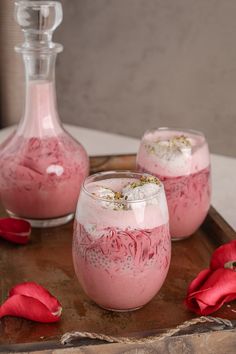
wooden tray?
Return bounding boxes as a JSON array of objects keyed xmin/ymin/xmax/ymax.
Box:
[{"xmin": 0, "ymin": 154, "xmax": 235, "ymax": 353}]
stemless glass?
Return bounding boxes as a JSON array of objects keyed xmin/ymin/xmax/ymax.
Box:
[
  {"xmin": 137, "ymin": 128, "xmax": 211, "ymax": 240},
  {"xmin": 72, "ymin": 171, "xmax": 171, "ymax": 311}
]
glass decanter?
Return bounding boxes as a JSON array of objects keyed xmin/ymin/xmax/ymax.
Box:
[{"xmin": 0, "ymin": 1, "xmax": 89, "ymax": 227}]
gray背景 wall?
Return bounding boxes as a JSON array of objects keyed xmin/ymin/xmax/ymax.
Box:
[{"xmin": 1, "ymin": 0, "xmax": 236, "ymax": 156}]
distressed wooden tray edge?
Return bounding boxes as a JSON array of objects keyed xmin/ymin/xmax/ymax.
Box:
[{"xmin": 1, "ymin": 322, "xmax": 236, "ymax": 353}]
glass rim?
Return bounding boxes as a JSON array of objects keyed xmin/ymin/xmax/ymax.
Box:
[
  {"xmin": 82, "ymin": 170, "xmax": 164, "ymax": 204},
  {"xmin": 15, "ymin": 1, "xmax": 61, "ymax": 7},
  {"xmin": 142, "ymin": 127, "xmax": 206, "ymax": 141}
]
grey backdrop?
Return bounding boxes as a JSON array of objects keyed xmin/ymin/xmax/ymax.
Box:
[{"xmin": 1, "ymin": 0, "xmax": 236, "ymax": 156}]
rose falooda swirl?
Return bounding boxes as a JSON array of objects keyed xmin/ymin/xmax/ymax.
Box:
[{"xmin": 185, "ymin": 240, "xmax": 236, "ymax": 315}]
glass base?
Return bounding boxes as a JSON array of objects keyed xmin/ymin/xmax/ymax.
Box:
[
  {"xmin": 7, "ymin": 210, "xmax": 74, "ymax": 228},
  {"xmin": 100, "ymin": 305, "xmax": 143, "ymax": 312},
  {"xmin": 171, "ymin": 235, "xmax": 191, "ymax": 241}
]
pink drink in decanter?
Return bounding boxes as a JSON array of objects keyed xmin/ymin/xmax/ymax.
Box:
[
  {"xmin": 73, "ymin": 172, "xmax": 171, "ymax": 311},
  {"xmin": 137, "ymin": 128, "xmax": 211, "ymax": 240},
  {"xmin": 0, "ymin": 81, "xmax": 89, "ymax": 227},
  {"xmin": 0, "ymin": 1, "xmax": 89, "ymax": 227}
]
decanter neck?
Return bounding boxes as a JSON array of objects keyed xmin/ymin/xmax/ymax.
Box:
[
  {"xmin": 23, "ymin": 52, "xmax": 57, "ymax": 81},
  {"xmin": 17, "ymin": 53, "xmax": 63, "ymax": 137},
  {"xmin": 15, "ymin": 1, "xmax": 64, "ymax": 138}
]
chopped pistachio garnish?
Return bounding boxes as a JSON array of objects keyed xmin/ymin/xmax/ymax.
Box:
[
  {"xmin": 140, "ymin": 175, "xmax": 160, "ymax": 185},
  {"xmin": 144, "ymin": 144, "xmax": 156, "ymax": 154},
  {"xmin": 113, "ymin": 203, "xmax": 126, "ymax": 211},
  {"xmin": 130, "ymin": 181, "xmax": 139, "ymax": 189},
  {"xmin": 114, "ymin": 191, "xmax": 123, "ymax": 200},
  {"xmin": 145, "ymin": 134, "xmax": 191, "ymax": 155},
  {"xmin": 128, "ymin": 175, "xmax": 160, "ymax": 189},
  {"xmin": 170, "ymin": 135, "xmax": 191, "ymax": 148},
  {"xmin": 105, "ymin": 195, "xmax": 113, "ymax": 200},
  {"xmin": 92, "ymin": 187, "xmax": 115, "ymax": 200}
]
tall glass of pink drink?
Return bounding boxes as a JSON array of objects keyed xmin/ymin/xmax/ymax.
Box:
[
  {"xmin": 137, "ymin": 128, "xmax": 211, "ymax": 240},
  {"xmin": 73, "ymin": 171, "xmax": 171, "ymax": 311}
]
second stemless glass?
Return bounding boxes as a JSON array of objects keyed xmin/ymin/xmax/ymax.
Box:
[
  {"xmin": 73, "ymin": 171, "xmax": 171, "ymax": 311},
  {"xmin": 137, "ymin": 128, "xmax": 211, "ymax": 240}
]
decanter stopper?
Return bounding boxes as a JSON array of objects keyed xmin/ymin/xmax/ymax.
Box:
[{"xmin": 14, "ymin": 0, "xmax": 63, "ymax": 52}]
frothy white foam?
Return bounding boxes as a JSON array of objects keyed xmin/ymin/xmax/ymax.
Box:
[
  {"xmin": 123, "ymin": 182, "xmax": 161, "ymax": 206},
  {"xmin": 138, "ymin": 131, "xmax": 210, "ymax": 177},
  {"xmin": 154, "ymin": 139, "xmax": 191, "ymax": 175},
  {"xmin": 77, "ymin": 178, "xmax": 169, "ymax": 230},
  {"xmin": 153, "ymin": 138, "xmax": 192, "ymax": 159},
  {"xmin": 93, "ymin": 181, "xmax": 162, "ymax": 210}
]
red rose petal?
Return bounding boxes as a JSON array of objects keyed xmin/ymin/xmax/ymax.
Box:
[
  {"xmin": 0, "ymin": 282, "xmax": 62, "ymax": 323},
  {"xmin": 9, "ymin": 282, "xmax": 60, "ymax": 315},
  {"xmin": 210, "ymin": 240, "xmax": 236, "ymax": 270},
  {"xmin": 187, "ymin": 268, "xmax": 212, "ymax": 295},
  {"xmin": 0, "ymin": 295, "xmax": 61, "ymax": 323},
  {"xmin": 185, "ymin": 268, "xmax": 236, "ymax": 315},
  {"xmin": 0, "ymin": 218, "xmax": 31, "ymax": 244}
]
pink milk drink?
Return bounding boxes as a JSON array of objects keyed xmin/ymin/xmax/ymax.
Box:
[
  {"xmin": 137, "ymin": 128, "xmax": 211, "ymax": 240},
  {"xmin": 0, "ymin": 1, "xmax": 89, "ymax": 227},
  {"xmin": 73, "ymin": 171, "xmax": 171, "ymax": 311}
]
